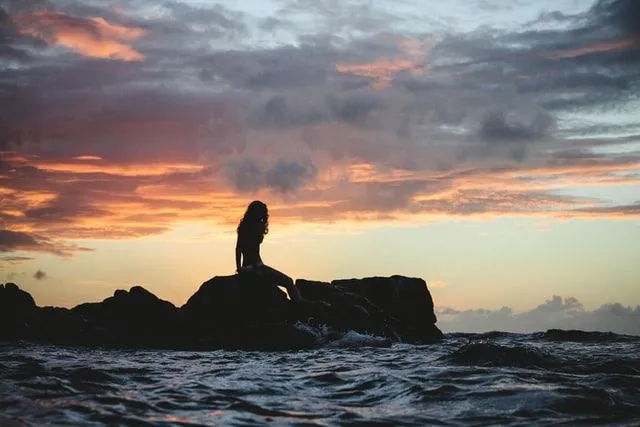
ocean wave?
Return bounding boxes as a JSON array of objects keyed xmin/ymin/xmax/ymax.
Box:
[
  {"xmin": 2, "ymin": 331, "xmax": 640, "ymax": 426},
  {"xmin": 292, "ymin": 323, "xmax": 392, "ymax": 348},
  {"xmin": 536, "ymin": 329, "xmax": 639, "ymax": 342},
  {"xmin": 444, "ymin": 342, "xmax": 561, "ymax": 369}
]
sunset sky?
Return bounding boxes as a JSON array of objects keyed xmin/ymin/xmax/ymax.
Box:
[{"xmin": 1, "ymin": 0, "xmax": 639, "ymax": 333}]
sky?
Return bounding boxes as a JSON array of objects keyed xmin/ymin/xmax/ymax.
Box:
[{"xmin": 1, "ymin": 0, "xmax": 639, "ymax": 334}]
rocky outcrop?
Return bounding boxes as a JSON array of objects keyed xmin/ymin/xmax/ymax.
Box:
[
  {"xmin": 0, "ymin": 274, "xmax": 443, "ymax": 350},
  {"xmin": 332, "ymin": 276, "xmax": 441, "ymax": 343},
  {"xmin": 0, "ymin": 283, "xmax": 37, "ymax": 340},
  {"xmin": 294, "ymin": 279, "xmax": 403, "ymax": 340},
  {"xmin": 180, "ymin": 275, "xmax": 315, "ymax": 350},
  {"xmin": 71, "ymin": 286, "xmax": 180, "ymax": 347}
]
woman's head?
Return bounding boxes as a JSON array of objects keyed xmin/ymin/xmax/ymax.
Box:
[{"xmin": 237, "ymin": 200, "xmax": 269, "ymax": 237}]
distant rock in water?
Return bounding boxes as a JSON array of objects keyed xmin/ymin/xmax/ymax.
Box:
[{"xmin": 0, "ymin": 275, "xmax": 443, "ymax": 350}]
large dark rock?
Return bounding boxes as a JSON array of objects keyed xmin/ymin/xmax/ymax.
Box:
[
  {"xmin": 71, "ymin": 285, "xmax": 179, "ymax": 348},
  {"xmin": 181, "ymin": 275, "xmax": 317, "ymax": 350},
  {"xmin": 332, "ymin": 276, "xmax": 443, "ymax": 343},
  {"xmin": 1, "ymin": 274, "xmax": 443, "ymax": 349},
  {"xmin": 0, "ymin": 283, "xmax": 36, "ymax": 312},
  {"xmin": 0, "ymin": 283, "xmax": 37, "ymax": 340},
  {"xmin": 29, "ymin": 307, "xmax": 90, "ymax": 345},
  {"xmin": 295, "ymin": 279, "xmax": 402, "ymax": 340},
  {"xmin": 182, "ymin": 274, "xmax": 288, "ymax": 324}
]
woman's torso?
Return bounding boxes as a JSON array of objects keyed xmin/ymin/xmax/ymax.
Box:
[{"xmin": 239, "ymin": 226, "xmax": 263, "ymax": 267}]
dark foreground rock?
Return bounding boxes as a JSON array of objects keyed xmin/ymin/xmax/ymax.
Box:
[
  {"xmin": 332, "ymin": 276, "xmax": 440, "ymax": 343},
  {"xmin": 0, "ymin": 275, "xmax": 442, "ymax": 350}
]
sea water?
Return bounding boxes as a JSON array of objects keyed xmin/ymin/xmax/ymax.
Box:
[{"xmin": 1, "ymin": 329, "xmax": 639, "ymax": 426}]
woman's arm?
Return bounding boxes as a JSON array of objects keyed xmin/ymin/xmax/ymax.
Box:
[{"xmin": 235, "ymin": 235, "xmax": 242, "ymax": 272}]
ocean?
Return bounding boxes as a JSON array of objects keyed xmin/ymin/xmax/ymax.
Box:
[{"xmin": 1, "ymin": 329, "xmax": 639, "ymax": 426}]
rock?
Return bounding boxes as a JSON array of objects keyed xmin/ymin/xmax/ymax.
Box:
[
  {"xmin": 0, "ymin": 283, "xmax": 36, "ymax": 313},
  {"xmin": 71, "ymin": 285, "xmax": 179, "ymax": 348},
  {"xmin": 29, "ymin": 307, "xmax": 90, "ymax": 345},
  {"xmin": 0, "ymin": 283, "xmax": 37, "ymax": 340},
  {"xmin": 295, "ymin": 279, "xmax": 402, "ymax": 340},
  {"xmin": 1, "ymin": 274, "xmax": 443, "ymax": 349},
  {"xmin": 182, "ymin": 274, "xmax": 288, "ymax": 325},
  {"xmin": 332, "ymin": 275, "xmax": 443, "ymax": 343},
  {"xmin": 181, "ymin": 275, "xmax": 317, "ymax": 350},
  {"xmin": 296, "ymin": 279, "xmax": 337, "ymax": 301}
]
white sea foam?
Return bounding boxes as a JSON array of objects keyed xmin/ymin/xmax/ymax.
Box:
[
  {"xmin": 293, "ymin": 322, "xmax": 391, "ymax": 348},
  {"xmin": 327, "ymin": 330, "xmax": 392, "ymax": 348}
]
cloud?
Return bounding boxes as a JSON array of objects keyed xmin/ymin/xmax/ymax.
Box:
[
  {"xmin": 0, "ymin": 229, "xmax": 92, "ymax": 257},
  {"xmin": 328, "ymin": 92, "xmax": 387, "ymax": 126},
  {"xmin": 478, "ymin": 107, "xmax": 554, "ymax": 144},
  {"xmin": 428, "ymin": 280, "xmax": 448, "ymax": 288},
  {"xmin": 266, "ymin": 159, "xmax": 318, "ymax": 193},
  {"xmin": 573, "ymin": 201, "xmax": 640, "ymax": 217},
  {"xmin": 0, "ymin": 256, "xmax": 33, "ymax": 270},
  {"xmin": 225, "ymin": 157, "xmax": 264, "ymax": 193},
  {"xmin": 0, "ymin": 0, "xmax": 638, "ymax": 259},
  {"xmin": 336, "ymin": 35, "xmax": 434, "ymax": 89},
  {"xmin": 1, "ymin": 255, "xmax": 33, "ymax": 263},
  {"xmin": 0, "ymin": 229, "xmax": 41, "ymax": 252},
  {"xmin": 225, "ymin": 157, "xmax": 317, "ymax": 194},
  {"xmin": 13, "ymin": 10, "xmax": 147, "ymax": 61},
  {"xmin": 592, "ymin": 0, "xmax": 640, "ymax": 37},
  {"xmin": 249, "ymin": 95, "xmax": 328, "ymax": 128},
  {"xmin": 437, "ymin": 295, "xmax": 640, "ymax": 336},
  {"xmin": 33, "ymin": 269, "xmax": 46, "ymax": 280},
  {"xmin": 278, "ymin": 0, "xmax": 400, "ymax": 35},
  {"xmin": 541, "ymin": 37, "xmax": 639, "ymax": 60}
]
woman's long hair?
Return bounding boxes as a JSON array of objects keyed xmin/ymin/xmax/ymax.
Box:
[{"xmin": 237, "ymin": 200, "xmax": 269, "ymax": 242}]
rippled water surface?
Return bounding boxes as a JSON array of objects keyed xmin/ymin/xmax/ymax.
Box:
[{"xmin": 1, "ymin": 331, "xmax": 639, "ymax": 426}]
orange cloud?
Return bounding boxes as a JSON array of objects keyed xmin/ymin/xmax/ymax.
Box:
[
  {"xmin": 336, "ymin": 58, "xmax": 423, "ymax": 90},
  {"xmin": 73, "ymin": 155, "xmax": 103, "ymax": 161},
  {"xmin": 1, "ymin": 147, "xmax": 639, "ymax": 260},
  {"xmin": 542, "ymin": 37, "xmax": 640, "ymax": 60},
  {"xmin": 336, "ymin": 36, "xmax": 435, "ymax": 89},
  {"xmin": 34, "ymin": 161, "xmax": 204, "ymax": 177},
  {"xmin": 13, "ymin": 10, "xmax": 146, "ymax": 61}
]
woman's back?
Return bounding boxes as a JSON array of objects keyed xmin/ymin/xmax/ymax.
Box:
[{"xmin": 238, "ymin": 221, "xmax": 264, "ymax": 267}]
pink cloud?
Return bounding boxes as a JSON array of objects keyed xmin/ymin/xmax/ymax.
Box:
[{"xmin": 13, "ymin": 10, "xmax": 147, "ymax": 61}]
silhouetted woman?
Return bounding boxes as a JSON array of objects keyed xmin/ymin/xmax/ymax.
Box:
[{"xmin": 236, "ymin": 200, "xmax": 303, "ymax": 302}]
